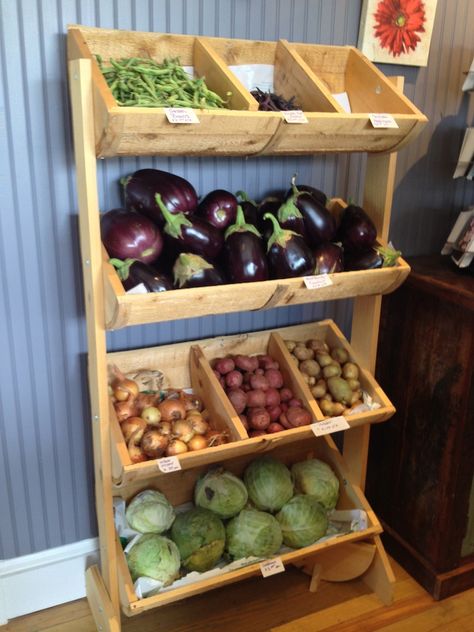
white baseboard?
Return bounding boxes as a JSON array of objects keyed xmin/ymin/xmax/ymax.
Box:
[{"xmin": 0, "ymin": 537, "xmax": 99, "ymax": 624}]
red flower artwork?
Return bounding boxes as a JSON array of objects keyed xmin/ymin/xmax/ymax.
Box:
[{"xmin": 373, "ymin": 0, "xmax": 426, "ymax": 57}]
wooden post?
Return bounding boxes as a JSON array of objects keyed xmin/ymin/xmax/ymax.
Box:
[
  {"xmin": 343, "ymin": 77, "xmax": 404, "ymax": 491},
  {"xmin": 68, "ymin": 58, "xmax": 120, "ymax": 627}
]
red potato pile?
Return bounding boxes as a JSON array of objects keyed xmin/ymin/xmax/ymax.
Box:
[{"xmin": 212, "ymin": 353, "xmax": 313, "ymax": 436}]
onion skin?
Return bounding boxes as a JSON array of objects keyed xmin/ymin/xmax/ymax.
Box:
[
  {"xmin": 187, "ymin": 435, "xmax": 208, "ymax": 451},
  {"xmin": 166, "ymin": 439, "xmax": 189, "ymax": 456},
  {"xmin": 112, "ymin": 377, "xmax": 139, "ymax": 402},
  {"xmin": 101, "ymin": 209, "xmax": 163, "ymax": 264},
  {"xmin": 158, "ymin": 398, "xmax": 187, "ymax": 422},
  {"xmin": 120, "ymin": 417, "xmax": 147, "ymax": 442},
  {"xmin": 114, "ymin": 399, "xmax": 139, "ymax": 422},
  {"xmin": 141, "ymin": 430, "xmax": 169, "ymax": 458}
]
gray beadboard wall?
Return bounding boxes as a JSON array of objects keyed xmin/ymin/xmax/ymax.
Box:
[{"xmin": 0, "ymin": 0, "xmax": 473, "ymax": 560}]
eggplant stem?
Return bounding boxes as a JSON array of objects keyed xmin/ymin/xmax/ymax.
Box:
[
  {"xmin": 155, "ymin": 193, "xmax": 192, "ymax": 239},
  {"xmin": 224, "ymin": 205, "xmax": 261, "ymax": 240},
  {"xmin": 263, "ymin": 212, "xmax": 297, "ymax": 251}
]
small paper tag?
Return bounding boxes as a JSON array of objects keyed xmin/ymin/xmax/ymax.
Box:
[
  {"xmin": 126, "ymin": 283, "xmax": 148, "ymax": 295},
  {"xmin": 303, "ymin": 274, "xmax": 333, "ymax": 289},
  {"xmin": 311, "ymin": 416, "xmax": 350, "ymax": 436},
  {"xmin": 282, "ymin": 110, "xmax": 308, "ymax": 124},
  {"xmin": 260, "ymin": 558, "xmax": 285, "ymax": 578},
  {"xmin": 157, "ymin": 456, "xmax": 182, "ymax": 473},
  {"xmin": 369, "ymin": 113, "xmax": 399, "ymax": 129},
  {"xmin": 165, "ymin": 108, "xmax": 200, "ymax": 124}
]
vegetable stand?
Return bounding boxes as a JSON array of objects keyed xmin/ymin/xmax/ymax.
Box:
[{"xmin": 67, "ymin": 25, "xmax": 427, "ymax": 632}]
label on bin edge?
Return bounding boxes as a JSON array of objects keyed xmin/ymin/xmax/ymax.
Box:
[
  {"xmin": 282, "ymin": 110, "xmax": 308, "ymax": 124},
  {"xmin": 165, "ymin": 108, "xmax": 200, "ymax": 124},
  {"xmin": 311, "ymin": 416, "xmax": 350, "ymax": 436},
  {"xmin": 157, "ymin": 456, "xmax": 182, "ymax": 473},
  {"xmin": 369, "ymin": 113, "xmax": 399, "ymax": 129},
  {"xmin": 303, "ymin": 274, "xmax": 333, "ymax": 289},
  {"xmin": 260, "ymin": 558, "xmax": 285, "ymax": 577}
]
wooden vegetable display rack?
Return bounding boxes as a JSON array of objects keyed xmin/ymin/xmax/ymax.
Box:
[{"xmin": 67, "ymin": 24, "xmax": 427, "ymax": 632}]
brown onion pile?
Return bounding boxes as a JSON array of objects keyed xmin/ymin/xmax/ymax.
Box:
[
  {"xmin": 212, "ymin": 352, "xmax": 312, "ymax": 437},
  {"xmin": 110, "ymin": 368, "xmax": 229, "ymax": 463}
]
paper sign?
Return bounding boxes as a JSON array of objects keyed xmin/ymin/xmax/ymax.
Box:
[
  {"xmin": 260, "ymin": 558, "xmax": 285, "ymax": 578},
  {"xmin": 157, "ymin": 456, "xmax": 182, "ymax": 473},
  {"xmin": 369, "ymin": 113, "xmax": 399, "ymax": 129},
  {"xmin": 303, "ymin": 274, "xmax": 333, "ymax": 289},
  {"xmin": 165, "ymin": 108, "xmax": 200, "ymax": 124},
  {"xmin": 282, "ymin": 110, "xmax": 308, "ymax": 124},
  {"xmin": 311, "ymin": 416, "xmax": 350, "ymax": 436}
]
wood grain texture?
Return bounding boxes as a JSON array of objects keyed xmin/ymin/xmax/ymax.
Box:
[{"xmin": 5, "ymin": 558, "xmax": 474, "ymax": 632}]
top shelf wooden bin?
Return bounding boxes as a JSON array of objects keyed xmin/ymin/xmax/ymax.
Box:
[{"xmin": 67, "ymin": 25, "xmax": 427, "ymax": 158}]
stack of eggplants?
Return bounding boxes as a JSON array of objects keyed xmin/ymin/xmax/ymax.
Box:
[{"xmin": 101, "ymin": 167, "xmax": 401, "ymax": 295}]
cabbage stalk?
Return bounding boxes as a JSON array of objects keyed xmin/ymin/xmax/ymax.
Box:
[
  {"xmin": 291, "ymin": 458, "xmax": 340, "ymax": 510},
  {"xmin": 226, "ymin": 508, "xmax": 283, "ymax": 559},
  {"xmin": 171, "ymin": 507, "xmax": 225, "ymax": 572},
  {"xmin": 125, "ymin": 489, "xmax": 175, "ymax": 534},
  {"xmin": 126, "ymin": 533, "xmax": 181, "ymax": 585},
  {"xmin": 244, "ymin": 456, "xmax": 294, "ymax": 512},
  {"xmin": 276, "ymin": 495, "xmax": 328, "ymax": 548},
  {"xmin": 194, "ymin": 468, "xmax": 248, "ymax": 519}
]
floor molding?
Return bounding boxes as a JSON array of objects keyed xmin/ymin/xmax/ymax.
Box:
[{"xmin": 0, "ymin": 538, "xmax": 99, "ymax": 624}]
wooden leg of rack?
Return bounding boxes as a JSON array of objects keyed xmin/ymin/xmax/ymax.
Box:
[
  {"xmin": 361, "ymin": 535, "xmax": 396, "ymax": 606},
  {"xmin": 86, "ymin": 565, "xmax": 121, "ymax": 632},
  {"xmin": 309, "ymin": 564, "xmax": 322, "ymax": 593},
  {"xmin": 295, "ymin": 541, "xmax": 377, "ymax": 585}
]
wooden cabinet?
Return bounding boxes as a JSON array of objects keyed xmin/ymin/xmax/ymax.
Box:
[
  {"xmin": 366, "ymin": 255, "xmax": 474, "ymax": 599},
  {"xmin": 67, "ymin": 25, "xmax": 426, "ymax": 631}
]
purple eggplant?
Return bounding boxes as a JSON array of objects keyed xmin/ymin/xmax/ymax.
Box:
[
  {"xmin": 110, "ymin": 258, "xmax": 172, "ymax": 292},
  {"xmin": 286, "ymin": 174, "xmax": 327, "ymax": 207},
  {"xmin": 123, "ymin": 168, "xmax": 198, "ymax": 226},
  {"xmin": 173, "ymin": 253, "xmax": 226, "ymax": 288},
  {"xmin": 155, "ymin": 193, "xmax": 223, "ymax": 260},
  {"xmin": 223, "ymin": 206, "xmax": 269, "ymax": 283},
  {"xmin": 264, "ymin": 213, "xmax": 314, "ymax": 279},
  {"xmin": 313, "ymin": 243, "xmax": 344, "ymax": 275},
  {"xmin": 197, "ymin": 189, "xmax": 238, "ymax": 230},
  {"xmin": 287, "ymin": 179, "xmax": 336, "ymax": 248},
  {"xmin": 257, "ymin": 196, "xmax": 283, "ymax": 239},
  {"xmin": 236, "ymin": 191, "xmax": 259, "ymax": 226},
  {"xmin": 337, "ymin": 204, "xmax": 377, "ymax": 252},
  {"xmin": 344, "ymin": 244, "xmax": 401, "ymax": 271},
  {"xmin": 274, "ymin": 196, "xmax": 306, "ymax": 238},
  {"xmin": 101, "ymin": 208, "xmax": 163, "ymax": 264}
]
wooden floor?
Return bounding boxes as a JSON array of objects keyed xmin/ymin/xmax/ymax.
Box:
[{"xmin": 4, "ymin": 557, "xmax": 474, "ymax": 632}]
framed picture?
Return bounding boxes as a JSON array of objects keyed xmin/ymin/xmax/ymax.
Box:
[{"xmin": 358, "ymin": 0, "xmax": 438, "ymax": 67}]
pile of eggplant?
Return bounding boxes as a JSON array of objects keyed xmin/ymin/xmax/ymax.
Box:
[{"xmin": 101, "ymin": 168, "xmax": 401, "ymax": 292}]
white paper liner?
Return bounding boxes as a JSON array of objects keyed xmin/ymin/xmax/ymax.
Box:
[
  {"xmin": 115, "ymin": 497, "xmax": 368, "ymax": 599},
  {"xmin": 346, "ymin": 391, "xmax": 382, "ymax": 415}
]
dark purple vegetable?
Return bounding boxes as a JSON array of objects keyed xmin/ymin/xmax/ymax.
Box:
[
  {"xmin": 289, "ymin": 179, "xmax": 336, "ymax": 248},
  {"xmin": 236, "ymin": 191, "xmax": 259, "ymax": 226},
  {"xmin": 223, "ymin": 205, "xmax": 269, "ymax": 283},
  {"xmin": 123, "ymin": 168, "xmax": 198, "ymax": 226},
  {"xmin": 275, "ymin": 196, "xmax": 306, "ymax": 238},
  {"xmin": 344, "ymin": 244, "xmax": 401, "ymax": 271},
  {"xmin": 313, "ymin": 243, "xmax": 344, "ymax": 275},
  {"xmin": 155, "ymin": 193, "xmax": 223, "ymax": 260},
  {"xmin": 251, "ymin": 87, "xmax": 301, "ymax": 111},
  {"xmin": 286, "ymin": 175, "xmax": 327, "ymax": 208},
  {"xmin": 173, "ymin": 253, "xmax": 226, "ymax": 288},
  {"xmin": 197, "ymin": 189, "xmax": 238, "ymax": 230},
  {"xmin": 337, "ymin": 204, "xmax": 377, "ymax": 252},
  {"xmin": 101, "ymin": 208, "xmax": 163, "ymax": 264},
  {"xmin": 257, "ymin": 196, "xmax": 283, "ymax": 239},
  {"xmin": 264, "ymin": 213, "xmax": 314, "ymax": 279},
  {"xmin": 109, "ymin": 258, "xmax": 172, "ymax": 292}
]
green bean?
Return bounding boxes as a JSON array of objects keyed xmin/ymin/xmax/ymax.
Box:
[{"xmin": 95, "ymin": 54, "xmax": 230, "ymax": 109}]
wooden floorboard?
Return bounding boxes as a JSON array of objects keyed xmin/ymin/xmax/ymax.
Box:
[{"xmin": 3, "ymin": 558, "xmax": 474, "ymax": 632}]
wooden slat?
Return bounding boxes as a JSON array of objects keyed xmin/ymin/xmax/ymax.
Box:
[{"xmin": 85, "ymin": 566, "xmax": 121, "ymax": 632}]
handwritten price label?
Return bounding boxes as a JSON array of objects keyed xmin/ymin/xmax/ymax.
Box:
[
  {"xmin": 165, "ymin": 108, "xmax": 200, "ymax": 124},
  {"xmin": 260, "ymin": 558, "xmax": 285, "ymax": 578},
  {"xmin": 311, "ymin": 416, "xmax": 350, "ymax": 436},
  {"xmin": 282, "ymin": 110, "xmax": 308, "ymax": 124},
  {"xmin": 303, "ymin": 274, "xmax": 333, "ymax": 289},
  {"xmin": 369, "ymin": 113, "xmax": 398, "ymax": 129},
  {"xmin": 157, "ymin": 456, "xmax": 182, "ymax": 473}
]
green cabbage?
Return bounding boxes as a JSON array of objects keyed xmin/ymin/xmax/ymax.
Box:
[
  {"xmin": 291, "ymin": 458, "xmax": 340, "ymax": 510},
  {"xmin": 276, "ymin": 495, "xmax": 328, "ymax": 548},
  {"xmin": 244, "ymin": 456, "xmax": 294, "ymax": 512},
  {"xmin": 126, "ymin": 533, "xmax": 181, "ymax": 585},
  {"xmin": 170, "ymin": 507, "xmax": 225, "ymax": 572},
  {"xmin": 125, "ymin": 490, "xmax": 175, "ymax": 534},
  {"xmin": 194, "ymin": 468, "xmax": 248, "ymax": 519},
  {"xmin": 226, "ymin": 508, "xmax": 283, "ymax": 560}
]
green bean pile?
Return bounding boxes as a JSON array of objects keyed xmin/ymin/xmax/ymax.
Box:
[{"xmin": 96, "ymin": 55, "xmax": 229, "ymax": 109}]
